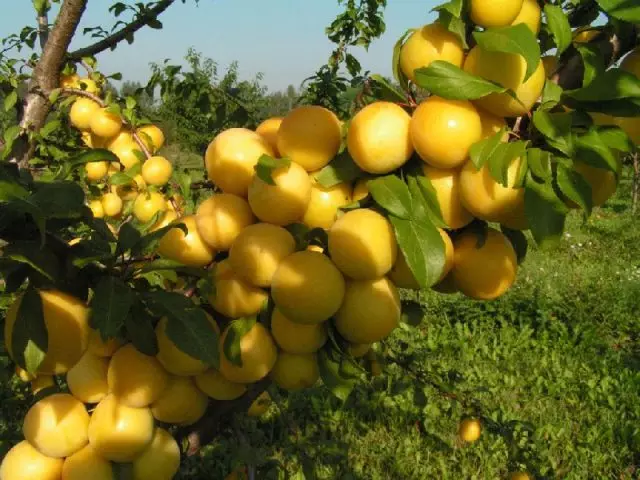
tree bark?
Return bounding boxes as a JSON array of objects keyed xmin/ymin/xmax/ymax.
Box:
[
  {"xmin": 67, "ymin": 0, "xmax": 176, "ymax": 61},
  {"xmin": 37, "ymin": 13, "xmax": 49, "ymax": 50},
  {"xmin": 633, "ymin": 152, "xmax": 639, "ymax": 214},
  {"xmin": 9, "ymin": 0, "xmax": 88, "ymax": 168}
]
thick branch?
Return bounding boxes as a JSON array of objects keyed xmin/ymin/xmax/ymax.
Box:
[
  {"xmin": 9, "ymin": 0, "xmax": 88, "ymax": 168},
  {"xmin": 37, "ymin": 13, "xmax": 49, "ymax": 50},
  {"xmin": 68, "ymin": 0, "xmax": 176, "ymax": 61},
  {"xmin": 178, "ymin": 378, "xmax": 271, "ymax": 456}
]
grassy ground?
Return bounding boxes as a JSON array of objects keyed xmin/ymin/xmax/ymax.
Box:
[{"xmin": 0, "ymin": 169, "xmax": 638, "ymax": 479}]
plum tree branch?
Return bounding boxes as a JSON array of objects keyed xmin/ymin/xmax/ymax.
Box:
[
  {"xmin": 67, "ymin": 0, "xmax": 176, "ymax": 61},
  {"xmin": 9, "ymin": 0, "xmax": 88, "ymax": 168},
  {"xmin": 178, "ymin": 378, "xmax": 271, "ymax": 456}
]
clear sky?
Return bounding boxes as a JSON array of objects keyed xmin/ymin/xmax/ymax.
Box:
[{"xmin": 0, "ymin": 0, "xmax": 440, "ymax": 92}]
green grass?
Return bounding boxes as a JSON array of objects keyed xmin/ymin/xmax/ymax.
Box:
[{"xmin": 1, "ymin": 169, "xmax": 639, "ymax": 479}]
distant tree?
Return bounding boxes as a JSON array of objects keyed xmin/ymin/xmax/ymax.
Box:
[
  {"xmin": 120, "ymin": 80, "xmax": 154, "ymax": 112},
  {"xmin": 260, "ymin": 84, "xmax": 299, "ymax": 118}
]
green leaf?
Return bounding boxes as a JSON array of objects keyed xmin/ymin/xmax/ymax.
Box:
[
  {"xmin": 367, "ymin": 175, "xmax": 412, "ymax": 219},
  {"xmin": 2, "ymin": 242, "xmax": 61, "ymax": 281},
  {"xmin": 109, "ymin": 172, "xmax": 135, "ymax": 186},
  {"xmin": 317, "ymin": 344, "xmax": 360, "ymax": 402},
  {"xmin": 575, "ymin": 129, "xmax": 619, "ymax": 172},
  {"xmin": 124, "ymin": 302, "xmax": 158, "ymax": 356},
  {"xmin": 577, "ymin": 44, "xmax": 605, "ymax": 87},
  {"xmin": 55, "ymin": 148, "xmax": 120, "ymax": 180},
  {"xmin": 7, "ymin": 197, "xmax": 46, "ymax": 247},
  {"xmin": 500, "ymin": 227, "xmax": 528, "ymax": 264},
  {"xmin": 556, "ymin": 163, "xmax": 593, "ymax": 215},
  {"xmin": 222, "ymin": 316, "xmax": 257, "ymax": 368},
  {"xmin": 315, "ymin": 151, "xmax": 364, "ymax": 188},
  {"xmin": 431, "ymin": 0, "xmax": 463, "ymax": 17},
  {"xmin": 0, "ymin": 166, "xmax": 29, "ymax": 201},
  {"xmin": 148, "ymin": 18, "xmax": 163, "ymax": 29},
  {"xmin": 138, "ymin": 258, "xmax": 208, "ymax": 278},
  {"xmin": 254, "ymin": 154, "xmax": 291, "ymax": 186},
  {"xmin": 437, "ymin": 10, "xmax": 468, "ymax": 49},
  {"xmin": 543, "ymin": 4, "xmax": 572, "ymax": 55},
  {"xmin": 90, "ymin": 276, "xmax": 134, "ymax": 341},
  {"xmin": 408, "ymin": 174, "xmax": 446, "ymax": 229},
  {"xmin": 473, "ymin": 24, "xmax": 541, "ymax": 82},
  {"xmin": 144, "ymin": 292, "xmax": 220, "ymax": 368},
  {"xmin": 368, "ymin": 74, "xmax": 406, "ymax": 103},
  {"xmin": 4, "ymin": 90, "xmax": 17, "ymax": 112},
  {"xmin": 563, "ymin": 69, "xmax": 640, "ymax": 102},
  {"xmin": 532, "ymin": 111, "xmax": 574, "ymax": 156},
  {"xmin": 133, "ymin": 221, "xmax": 187, "ymax": 256},
  {"xmin": 414, "ymin": 61, "xmax": 509, "ymax": 100},
  {"xmin": 524, "ymin": 172, "xmax": 568, "ymax": 248},
  {"xmin": 390, "ymin": 215, "xmax": 445, "ymax": 289},
  {"xmin": 116, "ymin": 222, "xmax": 142, "ymax": 255},
  {"xmin": 392, "ymin": 28, "xmax": 415, "ymax": 87},
  {"xmin": 541, "ymin": 80, "xmax": 563, "ymax": 110},
  {"xmin": 11, "ymin": 287, "xmax": 47, "ymax": 376},
  {"xmin": 526, "ymin": 148, "xmax": 552, "ymax": 180},
  {"xmin": 486, "ymin": 141, "xmax": 528, "ymax": 187},
  {"xmin": 2, "ymin": 125, "xmax": 22, "ymax": 158},
  {"xmin": 597, "ymin": 126, "xmax": 634, "ymax": 153},
  {"xmin": 31, "ymin": 181, "xmax": 86, "ymax": 219},
  {"xmin": 469, "ymin": 128, "xmax": 507, "ymax": 169},
  {"xmin": 400, "ymin": 301, "xmax": 425, "ymax": 326},
  {"xmin": 595, "ymin": 0, "xmax": 640, "ymax": 22}
]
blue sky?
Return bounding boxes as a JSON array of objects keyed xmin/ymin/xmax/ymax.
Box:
[{"xmin": 0, "ymin": 0, "xmax": 439, "ymax": 92}]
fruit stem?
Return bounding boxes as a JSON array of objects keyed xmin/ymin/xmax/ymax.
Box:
[{"xmin": 61, "ymin": 87, "xmax": 105, "ymax": 107}]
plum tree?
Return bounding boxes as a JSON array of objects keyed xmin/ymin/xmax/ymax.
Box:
[{"xmin": 0, "ymin": 0, "xmax": 638, "ymax": 478}]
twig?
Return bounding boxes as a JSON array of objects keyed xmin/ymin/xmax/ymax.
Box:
[
  {"xmin": 80, "ymin": 59, "xmax": 94, "ymax": 75},
  {"xmin": 61, "ymin": 87, "xmax": 106, "ymax": 107},
  {"xmin": 132, "ymin": 131, "xmax": 152, "ymax": 159},
  {"xmin": 67, "ymin": 0, "xmax": 177, "ymax": 61},
  {"xmin": 177, "ymin": 378, "xmax": 271, "ymax": 456}
]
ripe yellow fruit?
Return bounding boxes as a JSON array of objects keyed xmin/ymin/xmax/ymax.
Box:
[
  {"xmin": 151, "ymin": 209, "xmax": 179, "ymax": 233},
  {"xmin": 479, "ymin": 109, "xmax": 508, "ymax": 139},
  {"xmin": 207, "ymin": 259, "xmax": 269, "ymax": 318},
  {"xmin": 347, "ymin": 343, "xmax": 371, "ymax": 358},
  {"xmin": 195, "ymin": 193, "xmax": 255, "ymax": 250},
  {"xmin": 62, "ymin": 444, "xmax": 113, "ymax": 480},
  {"xmin": 219, "ymin": 322, "xmax": 278, "ymax": 384},
  {"xmin": 621, "ymin": 46, "xmax": 640, "ymax": 78},
  {"xmin": 156, "ymin": 315, "xmax": 219, "ymax": 376},
  {"xmin": 277, "ymin": 105, "xmax": 342, "ymax": 171},
  {"xmin": 4, "ymin": 289, "xmax": 89, "ymax": 375},
  {"xmin": 110, "ymin": 140, "xmax": 142, "ymax": 170},
  {"xmin": 399, "ymin": 23, "xmax": 465, "ymax": 83},
  {"xmin": 228, "ymin": 223, "xmax": 296, "ymax": 287},
  {"xmin": 509, "ymin": 472, "xmax": 532, "ymax": 480},
  {"xmin": 247, "ymin": 391, "xmax": 271, "ymax": 417},
  {"xmin": 411, "ymin": 96, "xmax": 483, "ymax": 169},
  {"xmin": 574, "ymin": 29, "xmax": 600, "ymax": 43},
  {"xmin": 107, "ymin": 130, "xmax": 134, "ymax": 150},
  {"xmin": 459, "ymin": 156, "xmax": 526, "ymax": 225},
  {"xmin": 137, "ymin": 124, "xmax": 166, "ymax": 153},
  {"xmin": 270, "ymin": 352, "xmax": 320, "ymax": 391},
  {"xmin": 133, "ymin": 191, "xmax": 167, "ymax": 224},
  {"xmin": 271, "ymin": 251, "xmax": 346, "ymax": 324},
  {"xmin": 110, "ymin": 173, "xmax": 145, "ymax": 202},
  {"xmin": 30, "ymin": 375, "xmax": 54, "ymax": 395},
  {"xmin": 23, "ymin": 393, "xmax": 90, "ymax": 458},
  {"xmin": 87, "ymin": 329, "xmax": 122, "ymax": 357},
  {"xmin": 270, "ymin": 308, "xmax": 328, "ymax": 353},
  {"xmin": 141, "ymin": 156, "xmax": 173, "ymax": 186},
  {"xmin": 88, "ymin": 199, "xmax": 104, "ymax": 218},
  {"xmin": 328, "ymin": 208, "xmax": 398, "ymax": 280},
  {"xmin": 60, "ymin": 73, "xmax": 80, "ymax": 88},
  {"xmin": 66, "ymin": 351, "xmax": 109, "ymax": 404},
  {"xmin": 90, "ymin": 108, "xmax": 122, "ymax": 139},
  {"xmin": 85, "ymin": 161, "xmax": 109, "ymax": 182},
  {"xmin": 347, "ymin": 101, "xmax": 414, "ymax": 174},
  {"xmin": 150, "ymin": 375, "xmax": 208, "ymax": 425},
  {"xmin": 451, "ymin": 228, "xmax": 517, "ymax": 300},
  {"xmin": 131, "ymin": 428, "xmax": 180, "ymax": 480},
  {"xmin": 101, "ymin": 192, "xmax": 123, "ymax": 217},
  {"xmin": 107, "ymin": 343, "xmax": 169, "ymax": 407},
  {"xmin": 335, "ymin": 277, "xmax": 401, "ymax": 344},
  {"xmin": 458, "ymin": 417, "xmax": 482, "ymax": 442},
  {"xmin": 470, "ymin": 0, "xmax": 524, "ymax": 28},
  {"xmin": 69, "ymin": 98, "xmax": 100, "ymax": 130},
  {"xmin": 421, "ymin": 165, "xmax": 474, "ymax": 229},
  {"xmin": 248, "ymin": 160, "xmax": 312, "ymax": 225},
  {"xmin": 352, "ymin": 178, "xmax": 370, "ymax": 201},
  {"xmin": 15, "ymin": 366, "xmax": 35, "ymax": 382},
  {"xmin": 205, "ymin": 127, "xmax": 275, "ymax": 196},
  {"xmin": 510, "ymin": 0, "xmax": 541, "ymax": 34},
  {"xmin": 463, "ymin": 45, "xmax": 546, "ymax": 117},
  {"xmin": 302, "ymin": 174, "xmax": 352, "ymax": 229},
  {"xmin": 389, "ymin": 228, "xmax": 454, "ymax": 288},
  {"xmin": 87, "ymin": 394, "xmax": 155, "ymax": 462},
  {"xmin": 157, "ymin": 215, "xmax": 215, "ymax": 267},
  {"xmin": 573, "ymin": 161, "xmax": 619, "ymax": 207},
  {"xmin": 77, "ymin": 77, "xmax": 99, "ymax": 94},
  {"xmin": 618, "ymin": 117, "xmax": 640, "ymax": 145},
  {"xmin": 255, "ymin": 116, "xmax": 283, "ymax": 156},
  {"xmin": 195, "ymin": 368, "xmax": 247, "ymax": 400},
  {"xmin": 107, "ymin": 162, "xmax": 121, "ymax": 176},
  {"xmin": 0, "ymin": 440, "xmax": 64, "ymax": 480}
]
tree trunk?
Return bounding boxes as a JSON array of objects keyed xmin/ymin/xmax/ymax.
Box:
[
  {"xmin": 633, "ymin": 152, "xmax": 639, "ymax": 214},
  {"xmin": 10, "ymin": 0, "xmax": 88, "ymax": 168}
]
